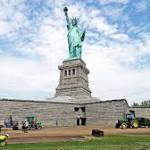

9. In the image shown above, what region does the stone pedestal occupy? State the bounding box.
[55,59,91,98]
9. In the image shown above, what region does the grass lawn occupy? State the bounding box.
[1,135,150,150]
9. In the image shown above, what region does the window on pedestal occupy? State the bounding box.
[64,70,67,76]
[72,69,76,75]
[68,70,71,75]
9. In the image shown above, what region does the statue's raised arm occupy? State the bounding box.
[63,7,86,59]
[63,7,70,30]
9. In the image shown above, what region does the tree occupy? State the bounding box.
[132,102,139,106]
[141,100,150,106]
[132,100,150,106]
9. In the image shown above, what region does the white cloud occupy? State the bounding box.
[0,55,58,99]
[134,0,148,12]
[90,17,117,35]
[0,0,26,36]
[83,30,150,105]
[102,6,124,18]
[110,33,129,42]
[17,16,68,63]
[0,21,10,35]
[0,0,149,105]
[99,0,128,5]
[85,48,150,105]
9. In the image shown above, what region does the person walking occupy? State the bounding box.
[22,119,29,133]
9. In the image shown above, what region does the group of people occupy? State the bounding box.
[0,119,29,146]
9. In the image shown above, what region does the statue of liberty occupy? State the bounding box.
[63,7,86,59]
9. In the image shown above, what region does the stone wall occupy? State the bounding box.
[85,99,128,127]
[129,106,150,119]
[0,99,129,128]
[0,99,77,127]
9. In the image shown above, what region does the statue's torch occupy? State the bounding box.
[63,7,69,25]
[63,7,68,14]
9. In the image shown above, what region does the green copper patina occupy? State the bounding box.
[64,7,86,59]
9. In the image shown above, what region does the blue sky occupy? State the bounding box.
[0,0,149,105]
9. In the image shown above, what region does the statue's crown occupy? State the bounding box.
[72,17,77,21]
[72,17,77,23]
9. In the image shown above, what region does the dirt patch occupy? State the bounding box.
[1,126,150,144]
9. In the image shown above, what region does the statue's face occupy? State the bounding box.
[72,19,77,26]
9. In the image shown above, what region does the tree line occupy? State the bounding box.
[132,100,150,106]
